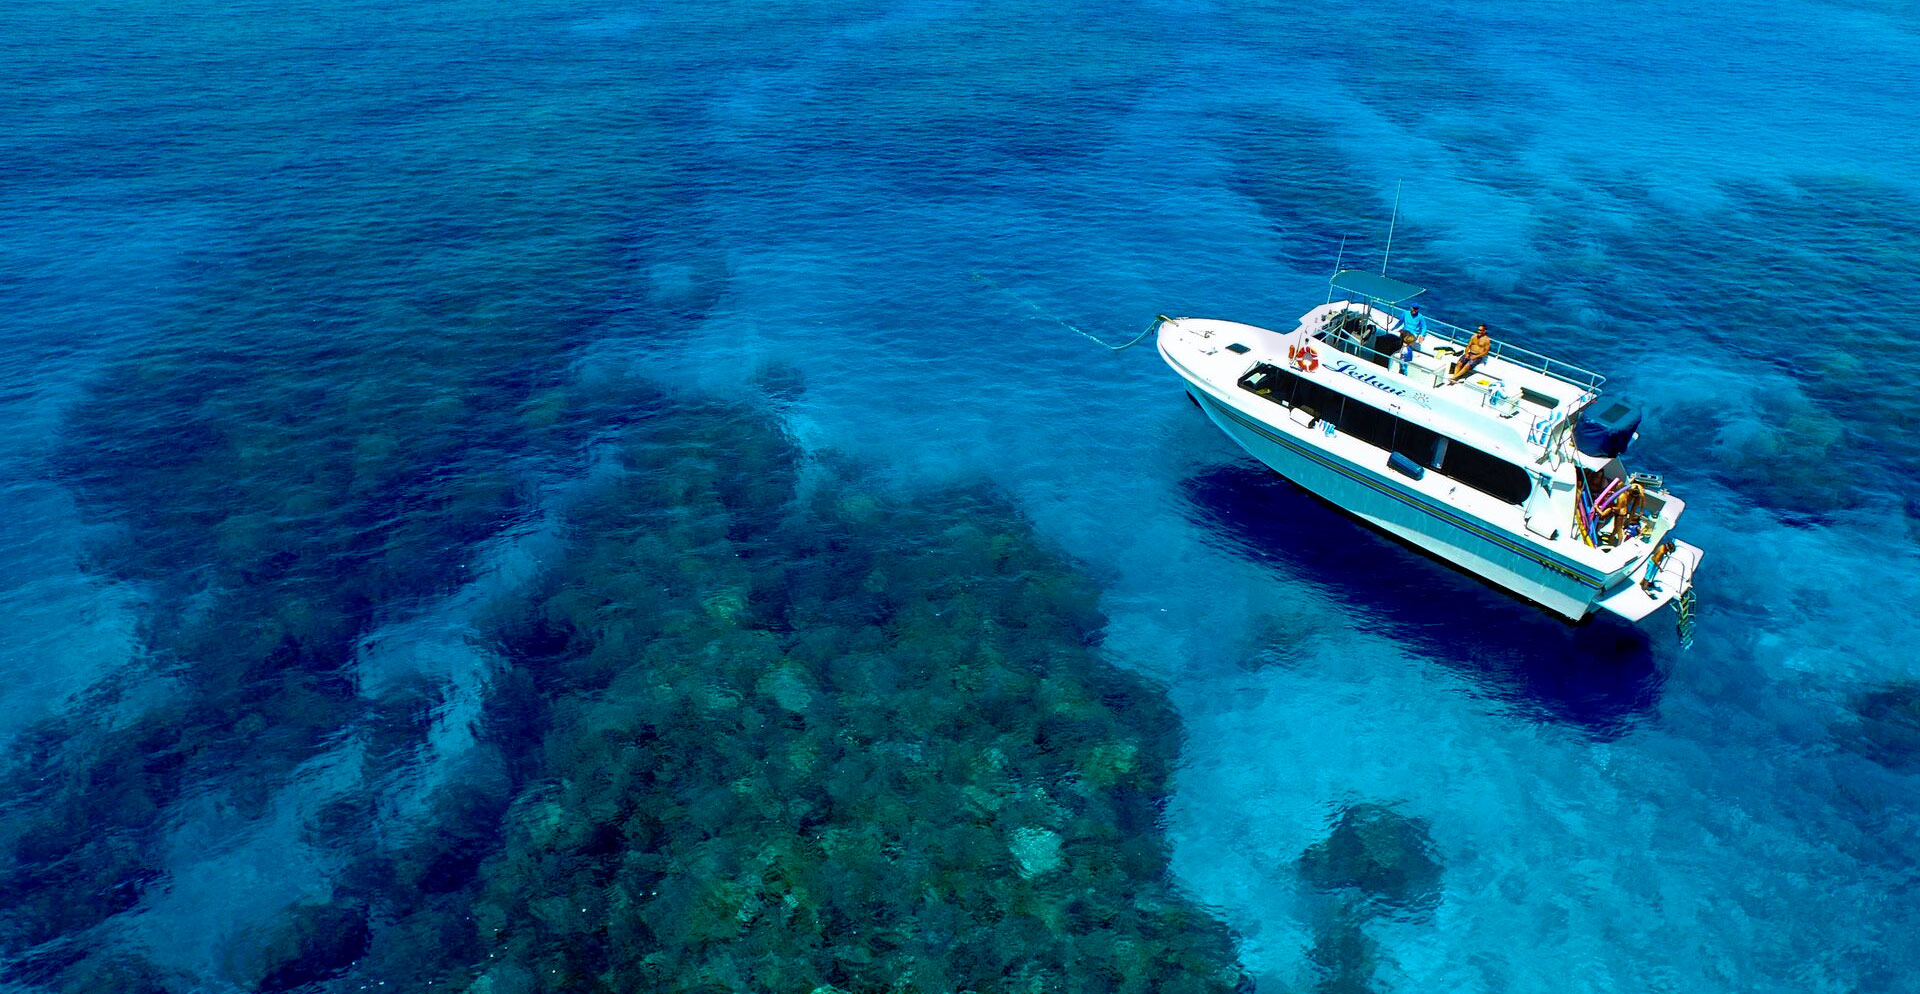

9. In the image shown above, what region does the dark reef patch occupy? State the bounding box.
[390,398,1246,993]
[1304,907,1385,994]
[11,82,731,936]
[1842,681,1920,773]
[1293,802,1445,993]
[256,396,1239,994]
[12,382,1246,990]
[1209,107,1397,280]
[7,316,688,969]
[1298,804,1443,919]
[253,903,372,993]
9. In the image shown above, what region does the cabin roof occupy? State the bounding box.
[1329,269,1426,305]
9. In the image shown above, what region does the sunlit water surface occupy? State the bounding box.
[4,0,1919,990]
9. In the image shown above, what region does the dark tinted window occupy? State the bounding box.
[1440,442,1532,504]
[1293,380,1346,424]
[1392,420,1446,468]
[1233,367,1532,505]
[1340,395,1396,450]
[1239,364,1294,406]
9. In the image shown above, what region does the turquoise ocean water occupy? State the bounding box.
[4,0,1920,990]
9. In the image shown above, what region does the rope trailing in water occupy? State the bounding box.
[971,272,1161,351]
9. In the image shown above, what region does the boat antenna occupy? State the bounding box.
[1381,180,1403,275]
[1327,234,1348,304]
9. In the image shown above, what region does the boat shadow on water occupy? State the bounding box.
[1179,462,1666,739]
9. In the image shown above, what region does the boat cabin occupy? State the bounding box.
[1239,270,1673,550]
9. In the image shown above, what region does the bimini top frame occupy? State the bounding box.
[1328,269,1427,305]
[1324,269,1606,396]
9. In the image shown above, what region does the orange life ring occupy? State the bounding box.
[1288,343,1319,372]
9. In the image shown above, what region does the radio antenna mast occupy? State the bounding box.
[1381,180,1403,275]
[1327,234,1349,303]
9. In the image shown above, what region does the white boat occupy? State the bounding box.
[1159,269,1703,626]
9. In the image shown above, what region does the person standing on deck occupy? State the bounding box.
[1396,304,1428,374]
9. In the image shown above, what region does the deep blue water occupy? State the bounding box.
[5,0,1920,990]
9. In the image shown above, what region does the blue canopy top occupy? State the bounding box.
[1329,269,1426,305]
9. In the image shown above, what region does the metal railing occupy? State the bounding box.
[1320,300,1606,394]
[1413,315,1606,394]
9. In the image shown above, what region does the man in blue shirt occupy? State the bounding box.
[1395,304,1428,374]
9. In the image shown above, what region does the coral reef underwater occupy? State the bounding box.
[428,399,1248,993]
[1298,804,1442,921]
[1,298,628,980]
[5,382,1247,993]
[1296,803,1444,993]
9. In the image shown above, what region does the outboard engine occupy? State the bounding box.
[1574,400,1642,458]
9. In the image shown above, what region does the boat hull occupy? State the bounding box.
[1182,383,1610,620]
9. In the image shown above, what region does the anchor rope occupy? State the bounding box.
[971,272,1161,351]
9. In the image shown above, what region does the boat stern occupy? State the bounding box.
[1594,538,1703,623]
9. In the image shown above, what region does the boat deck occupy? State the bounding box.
[1215,302,1585,468]
[1305,300,1602,449]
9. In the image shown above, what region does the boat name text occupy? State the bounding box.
[1328,360,1408,397]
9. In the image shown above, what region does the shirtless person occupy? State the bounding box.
[1598,482,1646,546]
[1448,324,1493,384]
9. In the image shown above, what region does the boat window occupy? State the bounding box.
[1234,365,1533,506]
[1340,395,1397,450]
[1238,363,1295,405]
[1292,379,1346,424]
[1392,421,1446,468]
[1440,441,1532,504]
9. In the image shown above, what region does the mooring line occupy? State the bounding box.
[971,272,1161,351]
